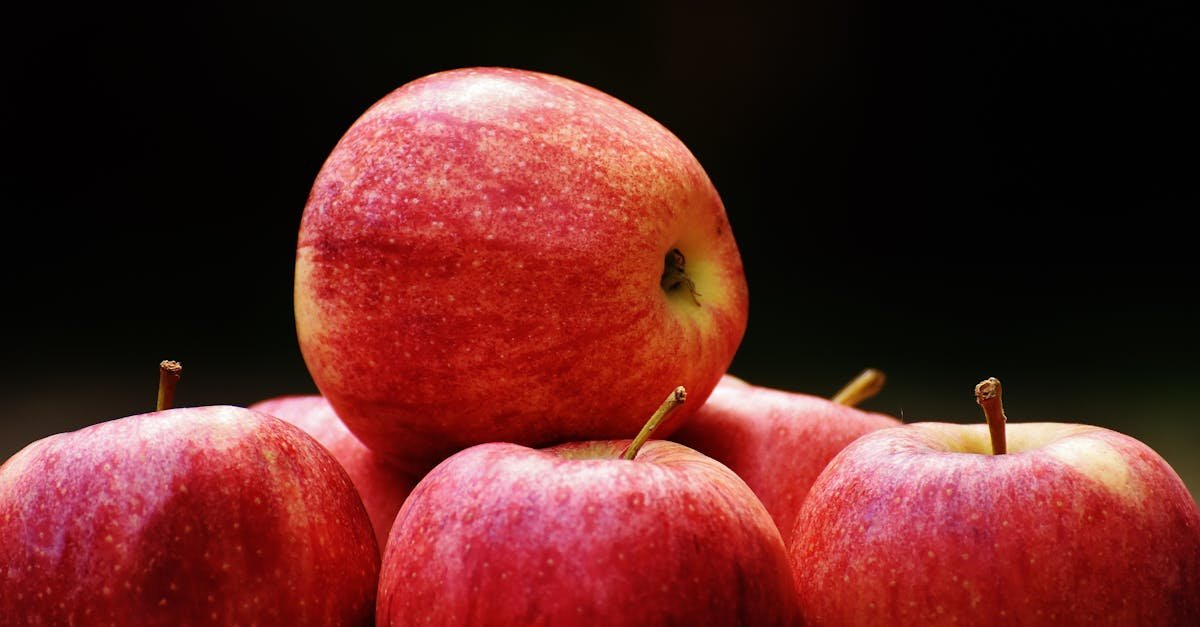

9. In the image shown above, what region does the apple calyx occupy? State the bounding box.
[660,248,701,307]
[974,377,1007,455]
[831,368,887,407]
[620,386,687,460]
[157,359,182,411]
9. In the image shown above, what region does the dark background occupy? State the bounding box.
[3,2,1197,496]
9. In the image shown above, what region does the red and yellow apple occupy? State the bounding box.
[0,401,379,626]
[672,369,899,544]
[789,378,1200,625]
[295,67,748,473]
[376,388,799,626]
[249,394,417,550]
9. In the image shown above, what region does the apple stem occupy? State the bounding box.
[831,368,886,407]
[974,377,1007,455]
[157,360,183,411]
[620,386,687,460]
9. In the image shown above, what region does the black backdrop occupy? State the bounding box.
[3,1,1197,495]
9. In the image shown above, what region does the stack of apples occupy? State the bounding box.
[2,67,1197,626]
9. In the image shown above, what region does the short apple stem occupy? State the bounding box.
[620,386,687,460]
[831,368,886,407]
[974,377,1007,455]
[157,360,183,411]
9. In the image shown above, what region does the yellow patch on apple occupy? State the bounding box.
[1046,434,1141,500]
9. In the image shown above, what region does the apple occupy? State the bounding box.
[0,362,379,626]
[376,387,799,626]
[789,377,1200,625]
[249,394,417,550]
[672,369,899,544]
[295,67,749,473]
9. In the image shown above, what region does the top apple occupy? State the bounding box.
[295,67,749,473]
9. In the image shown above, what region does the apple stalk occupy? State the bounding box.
[620,386,687,460]
[830,368,886,407]
[157,359,182,411]
[974,377,1007,455]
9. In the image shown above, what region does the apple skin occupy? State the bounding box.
[295,67,749,473]
[0,405,379,626]
[672,374,899,545]
[788,422,1200,625]
[376,439,799,626]
[249,394,417,550]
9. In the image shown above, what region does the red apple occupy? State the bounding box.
[295,67,749,473]
[672,369,899,544]
[249,394,417,550]
[0,363,379,626]
[789,378,1200,625]
[376,388,799,626]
